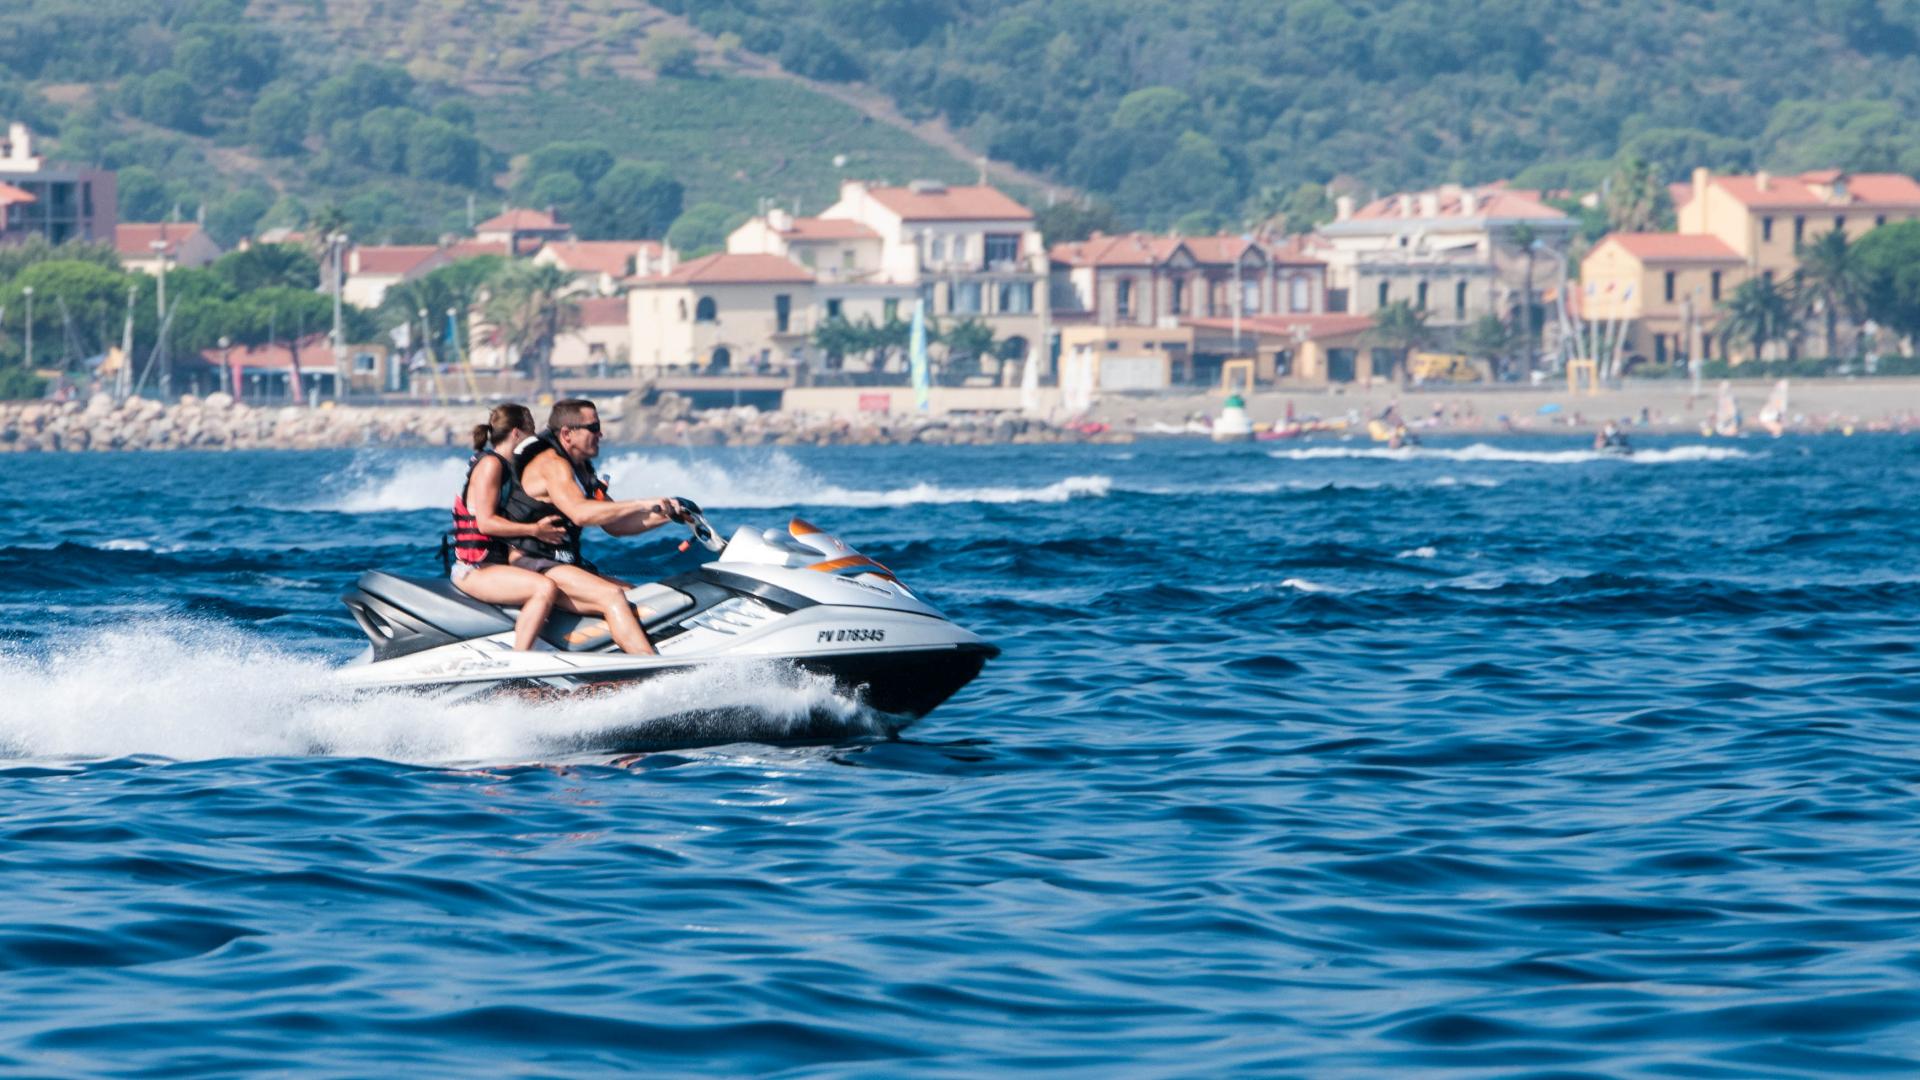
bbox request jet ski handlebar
[668,497,726,553]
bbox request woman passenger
[450,404,568,651]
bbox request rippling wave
[3,434,1918,1074]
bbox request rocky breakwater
[614,391,1119,447]
[0,394,473,452]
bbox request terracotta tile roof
[862,183,1032,221]
[541,239,663,276]
[780,216,880,240]
[115,222,205,257]
[1185,313,1374,338]
[1599,233,1743,262]
[350,244,445,276]
[576,296,628,326]
[444,239,513,262]
[476,208,566,232]
[1264,234,1327,266]
[1347,184,1567,222]
[650,252,813,285]
[1710,171,1920,209]
[198,333,332,371]
[0,181,34,205]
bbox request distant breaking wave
[304,450,1113,513]
[1271,443,1754,464]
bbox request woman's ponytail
[470,423,491,451]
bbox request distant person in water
[1594,421,1632,452]
[449,404,567,651]
[501,398,687,656]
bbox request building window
[695,296,717,322]
[1378,281,1390,307]
[798,249,815,268]
[1416,281,1429,310]
[775,294,791,333]
[1242,278,1260,314]
[883,298,899,322]
[1835,215,1846,233]
[998,281,1034,314]
[825,298,842,319]
[931,236,946,262]
[842,249,856,270]
[1117,278,1133,317]
[984,233,1020,267]
[952,280,982,313]
[1763,269,1775,283]
[1170,277,1185,315]
[1454,280,1467,318]
[1710,271,1722,301]
[1293,277,1312,312]
[1664,271,1676,302]
[1794,216,1806,244]
[1761,217,1773,242]
[1877,215,1888,227]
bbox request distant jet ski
[336,503,997,725]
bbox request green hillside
[3,0,1920,243]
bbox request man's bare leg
[542,564,654,655]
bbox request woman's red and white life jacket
[450,448,513,566]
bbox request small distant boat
[1757,379,1789,438]
[1715,381,1741,436]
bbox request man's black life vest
[450,448,514,567]
[502,431,608,566]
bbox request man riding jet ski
[341,504,997,721]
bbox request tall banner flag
[910,298,930,411]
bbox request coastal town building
[1048,233,1327,328]
[1674,167,1920,278]
[342,245,449,308]
[473,207,569,257]
[1312,182,1573,333]
[0,122,116,246]
[532,240,670,296]
[115,222,221,275]
[627,252,816,372]
[549,296,632,373]
[1576,233,1747,365]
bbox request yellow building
[1677,168,1920,278]
[1581,233,1746,365]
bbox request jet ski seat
[345,571,697,659]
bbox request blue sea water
[3,434,1920,1076]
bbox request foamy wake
[0,622,884,763]
[1271,443,1753,465]
[308,451,1111,513]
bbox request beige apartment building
[1676,168,1920,279]
[627,252,816,372]
[1313,183,1574,330]
[1580,234,1747,365]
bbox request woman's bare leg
[454,565,561,651]
[541,565,653,655]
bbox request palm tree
[1792,227,1866,360]
[382,255,508,368]
[1504,222,1539,370]
[484,262,581,398]
[1605,156,1667,233]
[1369,300,1431,382]
[1719,278,1795,363]
[1459,312,1521,375]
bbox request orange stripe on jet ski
[808,554,894,576]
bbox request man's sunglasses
[564,422,602,435]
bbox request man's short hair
[548,398,597,431]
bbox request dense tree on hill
[666,203,747,257]
[1853,221,1920,345]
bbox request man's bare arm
[525,454,657,528]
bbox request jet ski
[335,502,998,721]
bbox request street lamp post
[329,232,348,402]
[20,286,31,370]
[150,239,172,399]
[218,335,233,400]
